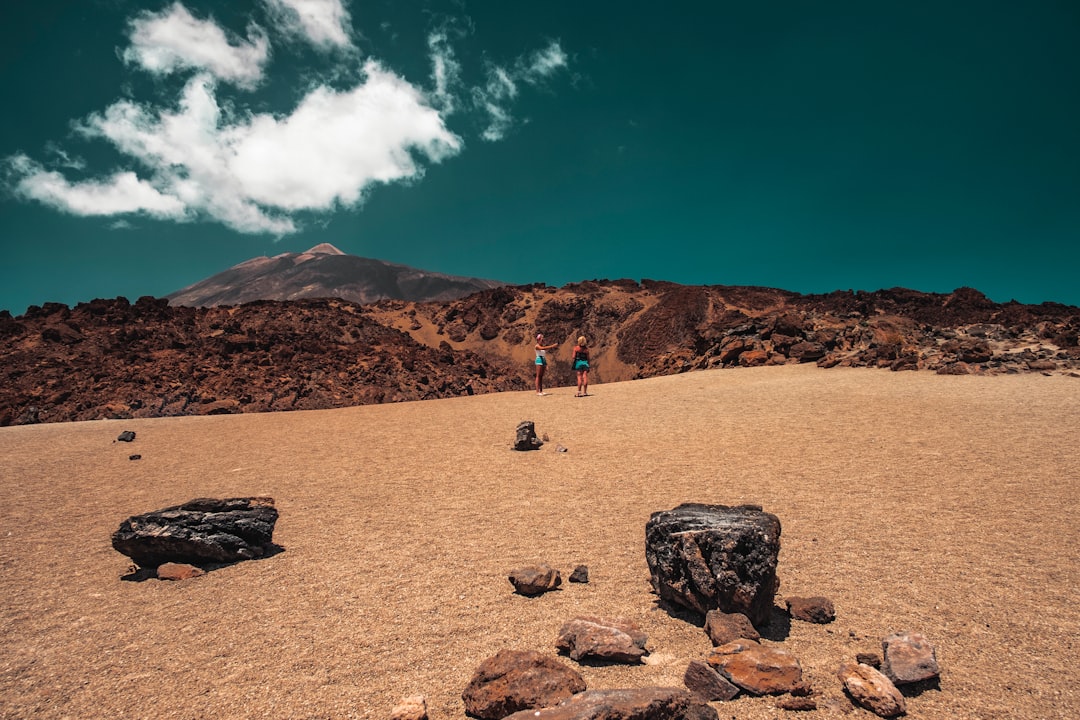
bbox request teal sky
[2,1,1079,315]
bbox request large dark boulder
[645,503,781,626]
[111,497,280,569]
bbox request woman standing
[573,335,590,397]
[534,333,558,396]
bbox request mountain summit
[166,245,504,307]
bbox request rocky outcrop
[111,497,280,569]
[461,650,586,719]
[645,503,781,625]
[4,281,1078,426]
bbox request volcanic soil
[0,365,1077,719]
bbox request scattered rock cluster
[458,503,941,719]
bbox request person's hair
[577,336,587,346]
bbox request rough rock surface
[513,421,543,451]
[881,631,940,685]
[569,565,589,583]
[786,596,836,624]
[704,610,761,646]
[461,649,586,719]
[3,283,1078,425]
[556,616,648,664]
[501,687,719,720]
[706,640,804,696]
[111,497,280,569]
[645,503,781,625]
[683,660,739,701]
[509,565,562,596]
[837,662,906,718]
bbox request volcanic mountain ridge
[1,281,1077,425]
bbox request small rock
[461,649,585,720]
[683,659,739,701]
[837,662,906,718]
[569,565,589,583]
[129,454,142,461]
[513,421,543,451]
[881,631,940,685]
[156,562,205,581]
[707,640,803,695]
[704,610,760,646]
[776,695,817,711]
[556,616,648,664]
[117,430,136,442]
[786,596,836,624]
[390,695,428,720]
[555,444,568,453]
[508,564,562,595]
[856,652,881,668]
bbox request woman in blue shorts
[534,333,558,396]
[573,335,590,397]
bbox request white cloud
[428,31,461,114]
[123,3,270,88]
[4,6,570,234]
[473,41,567,141]
[262,0,352,50]
[7,154,187,219]
[523,41,568,82]
[9,63,461,234]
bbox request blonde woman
[572,335,590,397]
[534,333,558,396]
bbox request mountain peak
[304,243,346,255]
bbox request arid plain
[1,365,1077,719]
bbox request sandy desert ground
[1,364,1077,720]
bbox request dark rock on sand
[111,497,279,569]
[645,503,781,626]
[569,565,589,583]
[513,421,543,451]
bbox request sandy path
[1,365,1077,719]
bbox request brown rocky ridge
[2,280,1078,426]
